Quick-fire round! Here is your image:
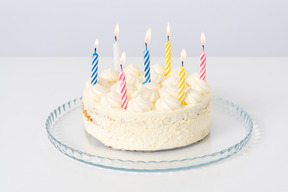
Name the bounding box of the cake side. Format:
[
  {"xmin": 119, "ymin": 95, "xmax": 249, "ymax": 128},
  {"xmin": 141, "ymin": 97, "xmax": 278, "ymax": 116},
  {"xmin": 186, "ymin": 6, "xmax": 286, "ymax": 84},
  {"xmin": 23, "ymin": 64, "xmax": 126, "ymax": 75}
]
[{"xmin": 83, "ymin": 95, "xmax": 211, "ymax": 151}]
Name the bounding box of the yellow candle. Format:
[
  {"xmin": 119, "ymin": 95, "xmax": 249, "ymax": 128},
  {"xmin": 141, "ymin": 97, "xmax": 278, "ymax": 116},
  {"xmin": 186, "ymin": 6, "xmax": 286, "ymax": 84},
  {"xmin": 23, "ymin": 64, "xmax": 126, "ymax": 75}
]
[
  {"xmin": 179, "ymin": 49, "xmax": 186, "ymax": 105},
  {"xmin": 165, "ymin": 23, "xmax": 171, "ymax": 76}
]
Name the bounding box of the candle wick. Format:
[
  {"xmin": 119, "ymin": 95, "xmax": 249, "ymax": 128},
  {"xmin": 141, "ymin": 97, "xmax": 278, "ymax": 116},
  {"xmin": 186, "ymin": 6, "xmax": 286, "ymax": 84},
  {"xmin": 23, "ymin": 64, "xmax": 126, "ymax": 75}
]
[
  {"xmin": 94, "ymin": 48, "xmax": 97, "ymax": 52},
  {"xmin": 167, "ymin": 36, "xmax": 169, "ymax": 42},
  {"xmin": 115, "ymin": 36, "xmax": 117, "ymax": 42},
  {"xmin": 182, "ymin": 61, "xmax": 184, "ymax": 67},
  {"xmin": 202, "ymin": 45, "xmax": 205, "ymax": 51},
  {"xmin": 145, "ymin": 43, "xmax": 147, "ymax": 50},
  {"xmin": 120, "ymin": 64, "xmax": 123, "ymax": 70}
]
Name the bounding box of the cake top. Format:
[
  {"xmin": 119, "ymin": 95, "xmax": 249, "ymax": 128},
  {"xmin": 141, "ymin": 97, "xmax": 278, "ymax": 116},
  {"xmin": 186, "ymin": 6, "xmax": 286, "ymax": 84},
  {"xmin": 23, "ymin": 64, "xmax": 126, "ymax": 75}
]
[{"xmin": 83, "ymin": 63, "xmax": 210, "ymax": 112}]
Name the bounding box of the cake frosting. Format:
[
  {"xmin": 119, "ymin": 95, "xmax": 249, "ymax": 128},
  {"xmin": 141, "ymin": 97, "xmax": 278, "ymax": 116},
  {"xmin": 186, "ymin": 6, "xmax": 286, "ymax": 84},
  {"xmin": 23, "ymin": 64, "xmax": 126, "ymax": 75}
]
[
  {"xmin": 127, "ymin": 95, "xmax": 153, "ymax": 112},
  {"xmin": 155, "ymin": 94, "xmax": 181, "ymax": 111},
  {"xmin": 82, "ymin": 64, "xmax": 212, "ymax": 151},
  {"xmin": 98, "ymin": 68, "xmax": 118, "ymax": 83}
]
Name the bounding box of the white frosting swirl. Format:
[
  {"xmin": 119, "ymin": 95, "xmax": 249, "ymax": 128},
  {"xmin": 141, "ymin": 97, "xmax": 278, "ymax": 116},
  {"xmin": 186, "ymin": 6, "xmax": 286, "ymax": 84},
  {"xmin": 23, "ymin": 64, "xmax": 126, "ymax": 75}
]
[
  {"xmin": 151, "ymin": 64, "xmax": 165, "ymax": 76},
  {"xmin": 132, "ymin": 86, "xmax": 159, "ymax": 103},
  {"xmin": 124, "ymin": 64, "xmax": 143, "ymax": 77},
  {"xmin": 158, "ymin": 84, "xmax": 179, "ymax": 99},
  {"xmin": 171, "ymin": 67, "xmax": 190, "ymax": 79},
  {"xmin": 100, "ymin": 91, "xmax": 121, "ymax": 108},
  {"xmin": 186, "ymin": 73, "xmax": 210, "ymax": 95},
  {"xmin": 151, "ymin": 71, "xmax": 164, "ymax": 84},
  {"xmin": 125, "ymin": 74, "xmax": 141, "ymax": 86},
  {"xmin": 156, "ymin": 95, "xmax": 181, "ymax": 111},
  {"xmin": 98, "ymin": 77, "xmax": 110, "ymax": 88},
  {"xmin": 127, "ymin": 95, "xmax": 153, "ymax": 112},
  {"xmin": 185, "ymin": 88, "xmax": 202, "ymax": 104},
  {"xmin": 162, "ymin": 76, "xmax": 179, "ymax": 87},
  {"xmin": 137, "ymin": 81, "xmax": 161, "ymax": 91},
  {"xmin": 85, "ymin": 78, "xmax": 109, "ymax": 88},
  {"xmin": 83, "ymin": 83, "xmax": 109, "ymax": 102},
  {"xmin": 161, "ymin": 75, "xmax": 195, "ymax": 93},
  {"xmin": 109, "ymin": 81, "xmax": 136, "ymax": 99},
  {"xmin": 144, "ymin": 81, "xmax": 161, "ymax": 91},
  {"xmin": 85, "ymin": 79, "xmax": 92, "ymax": 88},
  {"xmin": 99, "ymin": 69, "xmax": 118, "ymax": 83}
]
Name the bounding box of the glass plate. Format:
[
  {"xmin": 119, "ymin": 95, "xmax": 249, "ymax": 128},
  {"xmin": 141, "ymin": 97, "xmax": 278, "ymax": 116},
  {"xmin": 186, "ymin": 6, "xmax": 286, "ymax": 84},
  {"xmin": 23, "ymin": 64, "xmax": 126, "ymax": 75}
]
[{"xmin": 46, "ymin": 96, "xmax": 254, "ymax": 172}]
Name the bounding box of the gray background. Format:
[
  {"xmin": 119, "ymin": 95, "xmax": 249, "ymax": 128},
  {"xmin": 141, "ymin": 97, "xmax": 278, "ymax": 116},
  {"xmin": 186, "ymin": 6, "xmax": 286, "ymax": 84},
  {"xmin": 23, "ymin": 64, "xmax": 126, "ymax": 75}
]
[{"xmin": 1, "ymin": 0, "xmax": 287, "ymax": 57}]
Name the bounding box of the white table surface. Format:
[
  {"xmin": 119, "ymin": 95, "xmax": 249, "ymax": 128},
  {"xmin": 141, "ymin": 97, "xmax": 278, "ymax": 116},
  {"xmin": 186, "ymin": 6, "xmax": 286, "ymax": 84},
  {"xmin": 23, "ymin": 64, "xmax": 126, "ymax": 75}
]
[{"xmin": 0, "ymin": 57, "xmax": 287, "ymax": 191}]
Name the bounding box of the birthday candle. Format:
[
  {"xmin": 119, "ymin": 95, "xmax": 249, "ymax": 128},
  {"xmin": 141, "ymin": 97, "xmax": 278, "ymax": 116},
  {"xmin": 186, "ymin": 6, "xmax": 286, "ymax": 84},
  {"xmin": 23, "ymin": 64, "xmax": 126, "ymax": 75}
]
[
  {"xmin": 200, "ymin": 32, "xmax": 207, "ymax": 80},
  {"xmin": 143, "ymin": 28, "xmax": 151, "ymax": 84},
  {"xmin": 119, "ymin": 52, "xmax": 128, "ymax": 109},
  {"xmin": 178, "ymin": 49, "xmax": 186, "ymax": 105},
  {"xmin": 165, "ymin": 23, "xmax": 171, "ymax": 76},
  {"xmin": 113, "ymin": 24, "xmax": 120, "ymax": 71},
  {"xmin": 91, "ymin": 39, "xmax": 99, "ymax": 85}
]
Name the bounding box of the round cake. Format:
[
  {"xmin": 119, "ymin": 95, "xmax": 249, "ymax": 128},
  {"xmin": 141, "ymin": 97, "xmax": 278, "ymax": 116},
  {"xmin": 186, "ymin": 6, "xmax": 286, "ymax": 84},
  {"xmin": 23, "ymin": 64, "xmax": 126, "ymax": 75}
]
[{"xmin": 82, "ymin": 63, "xmax": 212, "ymax": 151}]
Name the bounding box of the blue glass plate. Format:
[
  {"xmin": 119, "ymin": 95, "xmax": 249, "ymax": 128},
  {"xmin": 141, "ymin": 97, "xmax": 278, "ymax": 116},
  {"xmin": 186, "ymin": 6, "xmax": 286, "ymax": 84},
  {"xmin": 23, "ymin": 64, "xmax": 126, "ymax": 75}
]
[{"xmin": 46, "ymin": 96, "xmax": 254, "ymax": 172}]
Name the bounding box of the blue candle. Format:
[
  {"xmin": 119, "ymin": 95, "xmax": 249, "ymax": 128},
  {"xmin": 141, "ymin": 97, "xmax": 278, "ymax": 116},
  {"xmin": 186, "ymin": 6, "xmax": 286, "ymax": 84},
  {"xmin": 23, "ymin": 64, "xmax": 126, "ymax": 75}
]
[
  {"xmin": 91, "ymin": 39, "xmax": 99, "ymax": 85},
  {"xmin": 143, "ymin": 28, "xmax": 151, "ymax": 84}
]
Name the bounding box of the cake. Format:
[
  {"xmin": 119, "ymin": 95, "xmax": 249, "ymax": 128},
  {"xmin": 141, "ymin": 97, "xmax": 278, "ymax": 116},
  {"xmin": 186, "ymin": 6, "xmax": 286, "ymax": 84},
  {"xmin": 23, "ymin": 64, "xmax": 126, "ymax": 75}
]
[{"xmin": 82, "ymin": 63, "xmax": 212, "ymax": 151}]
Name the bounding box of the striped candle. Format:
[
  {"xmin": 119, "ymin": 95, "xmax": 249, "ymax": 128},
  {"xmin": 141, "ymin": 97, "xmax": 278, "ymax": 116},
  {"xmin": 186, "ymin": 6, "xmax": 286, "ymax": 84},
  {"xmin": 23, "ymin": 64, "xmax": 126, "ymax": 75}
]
[
  {"xmin": 113, "ymin": 42, "xmax": 120, "ymax": 71},
  {"xmin": 165, "ymin": 23, "xmax": 171, "ymax": 76},
  {"xmin": 143, "ymin": 28, "xmax": 151, "ymax": 84},
  {"xmin": 178, "ymin": 49, "xmax": 186, "ymax": 105},
  {"xmin": 143, "ymin": 48, "xmax": 151, "ymax": 84},
  {"xmin": 165, "ymin": 42, "xmax": 171, "ymax": 76},
  {"xmin": 200, "ymin": 32, "xmax": 206, "ymax": 80},
  {"xmin": 119, "ymin": 52, "xmax": 128, "ymax": 109},
  {"xmin": 178, "ymin": 66, "xmax": 185, "ymax": 105},
  {"xmin": 91, "ymin": 39, "xmax": 99, "ymax": 85},
  {"xmin": 200, "ymin": 51, "xmax": 206, "ymax": 80},
  {"xmin": 119, "ymin": 68, "xmax": 128, "ymax": 109}
]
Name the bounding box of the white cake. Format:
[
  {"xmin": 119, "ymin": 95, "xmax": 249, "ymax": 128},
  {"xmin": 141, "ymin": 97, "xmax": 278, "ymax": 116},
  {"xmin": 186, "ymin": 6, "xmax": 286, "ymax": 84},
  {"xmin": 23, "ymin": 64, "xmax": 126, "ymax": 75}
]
[{"xmin": 82, "ymin": 64, "xmax": 212, "ymax": 151}]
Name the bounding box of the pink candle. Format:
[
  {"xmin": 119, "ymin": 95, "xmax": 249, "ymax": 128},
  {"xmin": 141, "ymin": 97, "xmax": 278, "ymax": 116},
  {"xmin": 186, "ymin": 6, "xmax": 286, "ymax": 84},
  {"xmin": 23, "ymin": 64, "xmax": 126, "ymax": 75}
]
[
  {"xmin": 119, "ymin": 52, "xmax": 128, "ymax": 109},
  {"xmin": 200, "ymin": 32, "xmax": 206, "ymax": 80}
]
